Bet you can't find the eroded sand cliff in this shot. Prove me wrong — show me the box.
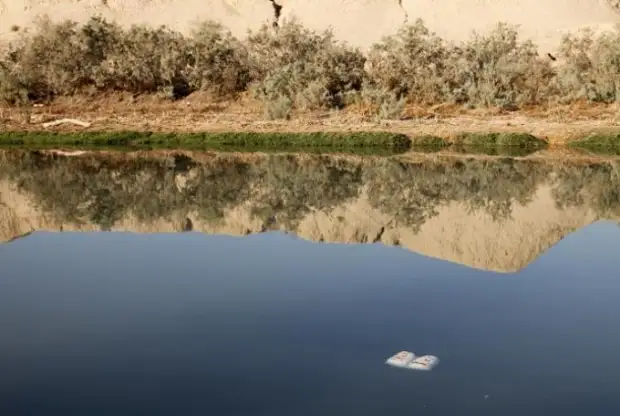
[1,1,619,52]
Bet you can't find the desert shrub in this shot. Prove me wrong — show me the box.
[0,16,253,102]
[246,20,366,118]
[0,18,90,100]
[183,21,250,97]
[0,16,192,100]
[365,19,454,105]
[449,23,554,108]
[366,20,553,109]
[99,24,191,96]
[257,71,294,119]
[246,20,327,79]
[76,17,125,88]
[357,82,406,120]
[73,17,248,98]
[0,17,131,100]
[0,60,30,105]
[555,25,620,103]
[3,15,620,113]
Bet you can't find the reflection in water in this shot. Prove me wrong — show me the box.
[0,150,618,272]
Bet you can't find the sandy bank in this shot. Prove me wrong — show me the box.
[1,97,619,146]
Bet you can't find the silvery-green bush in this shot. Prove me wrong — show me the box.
[555,25,620,103]
[1,16,620,113]
[247,20,366,118]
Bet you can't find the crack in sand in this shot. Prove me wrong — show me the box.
[268,0,282,27]
[398,0,409,25]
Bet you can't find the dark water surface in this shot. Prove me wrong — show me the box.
[0,150,619,415]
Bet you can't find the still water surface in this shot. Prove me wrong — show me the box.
[0,150,619,415]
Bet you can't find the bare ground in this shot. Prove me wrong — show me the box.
[1,93,620,145]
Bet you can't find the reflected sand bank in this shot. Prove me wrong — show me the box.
[1,150,618,272]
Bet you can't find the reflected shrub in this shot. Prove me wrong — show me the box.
[0,151,618,233]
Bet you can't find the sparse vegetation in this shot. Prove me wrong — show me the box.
[364,21,554,109]
[554,26,620,103]
[0,17,619,147]
[1,17,620,112]
[246,20,365,118]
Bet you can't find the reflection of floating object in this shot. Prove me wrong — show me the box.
[386,351,440,371]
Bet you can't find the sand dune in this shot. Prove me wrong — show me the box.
[1,0,619,51]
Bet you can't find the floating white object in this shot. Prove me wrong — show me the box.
[386,351,440,371]
[385,351,415,368]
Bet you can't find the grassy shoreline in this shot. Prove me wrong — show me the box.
[568,133,620,155]
[0,131,413,154]
[2,16,619,154]
[2,129,618,155]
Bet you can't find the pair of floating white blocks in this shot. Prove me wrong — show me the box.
[385,351,440,371]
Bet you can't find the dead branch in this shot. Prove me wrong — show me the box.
[42,118,92,128]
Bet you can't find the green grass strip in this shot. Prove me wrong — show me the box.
[453,132,547,149]
[410,135,450,147]
[405,135,449,153]
[0,131,412,152]
[0,130,561,157]
[0,142,408,156]
[568,133,620,155]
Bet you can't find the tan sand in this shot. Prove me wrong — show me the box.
[1,0,619,52]
[0,0,275,39]
[276,0,407,52]
[400,0,620,53]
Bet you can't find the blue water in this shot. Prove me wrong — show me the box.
[1,222,619,415]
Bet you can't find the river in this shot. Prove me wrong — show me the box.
[0,149,619,415]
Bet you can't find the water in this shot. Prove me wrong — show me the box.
[0,149,619,415]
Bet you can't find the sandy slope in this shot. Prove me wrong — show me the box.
[0,0,275,39]
[0,0,619,52]
[400,0,620,53]
[277,0,407,52]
